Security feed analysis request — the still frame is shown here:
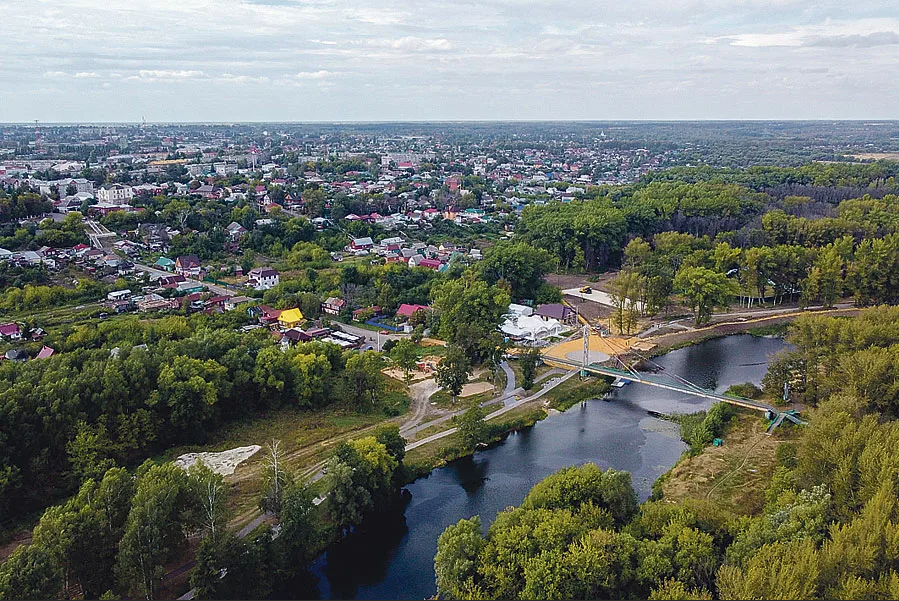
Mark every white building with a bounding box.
[500,314,564,343]
[247,267,280,291]
[97,184,134,203]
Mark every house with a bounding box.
[226,222,247,240]
[224,296,254,311]
[535,303,575,325]
[350,237,374,251]
[175,254,202,278]
[0,323,22,340]
[97,183,134,203]
[155,256,176,271]
[396,304,430,319]
[280,328,312,347]
[277,308,305,329]
[35,346,55,359]
[417,258,443,271]
[246,267,280,291]
[322,297,346,316]
[253,305,282,324]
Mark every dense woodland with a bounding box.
[435,306,899,600]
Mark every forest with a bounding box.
[434,305,899,600]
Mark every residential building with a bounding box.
[174,254,202,278]
[0,323,22,340]
[246,267,279,291]
[97,183,134,203]
[396,304,430,319]
[322,297,346,316]
[277,308,305,329]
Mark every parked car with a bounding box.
[579,286,592,294]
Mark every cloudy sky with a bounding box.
[1,0,897,121]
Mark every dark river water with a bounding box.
[285,334,788,600]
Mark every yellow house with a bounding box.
[277,308,305,329]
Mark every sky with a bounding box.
[1,0,898,122]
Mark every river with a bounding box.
[284,334,788,600]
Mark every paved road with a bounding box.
[337,322,406,351]
[501,361,515,396]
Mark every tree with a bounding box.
[520,346,540,390]
[343,351,385,408]
[66,421,116,483]
[390,338,419,383]
[435,345,472,404]
[117,462,191,600]
[431,274,510,363]
[434,516,486,599]
[259,440,292,517]
[673,266,739,326]
[278,481,317,564]
[608,270,644,334]
[0,544,59,600]
[188,463,228,543]
[477,241,558,300]
[458,404,488,451]
[154,356,227,436]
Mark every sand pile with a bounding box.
[174,445,262,476]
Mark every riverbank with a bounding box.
[653,409,800,516]
[640,305,860,358]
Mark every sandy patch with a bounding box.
[460,381,494,398]
[174,445,262,477]
[382,367,431,382]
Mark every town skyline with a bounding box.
[2,0,898,122]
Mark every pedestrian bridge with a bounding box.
[544,355,806,430]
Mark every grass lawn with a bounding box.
[658,412,799,516]
[543,375,612,410]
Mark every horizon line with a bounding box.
[2,118,899,126]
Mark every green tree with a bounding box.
[389,338,419,383]
[431,274,510,363]
[458,404,488,451]
[436,345,472,404]
[117,462,191,600]
[477,241,558,300]
[343,351,385,408]
[608,270,644,334]
[0,544,60,600]
[434,516,486,600]
[520,346,540,390]
[673,266,739,326]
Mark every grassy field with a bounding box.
[543,374,612,410]
[657,413,799,516]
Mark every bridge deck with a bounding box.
[546,356,777,414]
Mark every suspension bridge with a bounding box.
[541,326,806,431]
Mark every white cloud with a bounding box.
[73,71,100,78]
[294,70,333,79]
[132,69,206,81]
[725,18,899,48]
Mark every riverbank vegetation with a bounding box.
[435,305,899,599]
